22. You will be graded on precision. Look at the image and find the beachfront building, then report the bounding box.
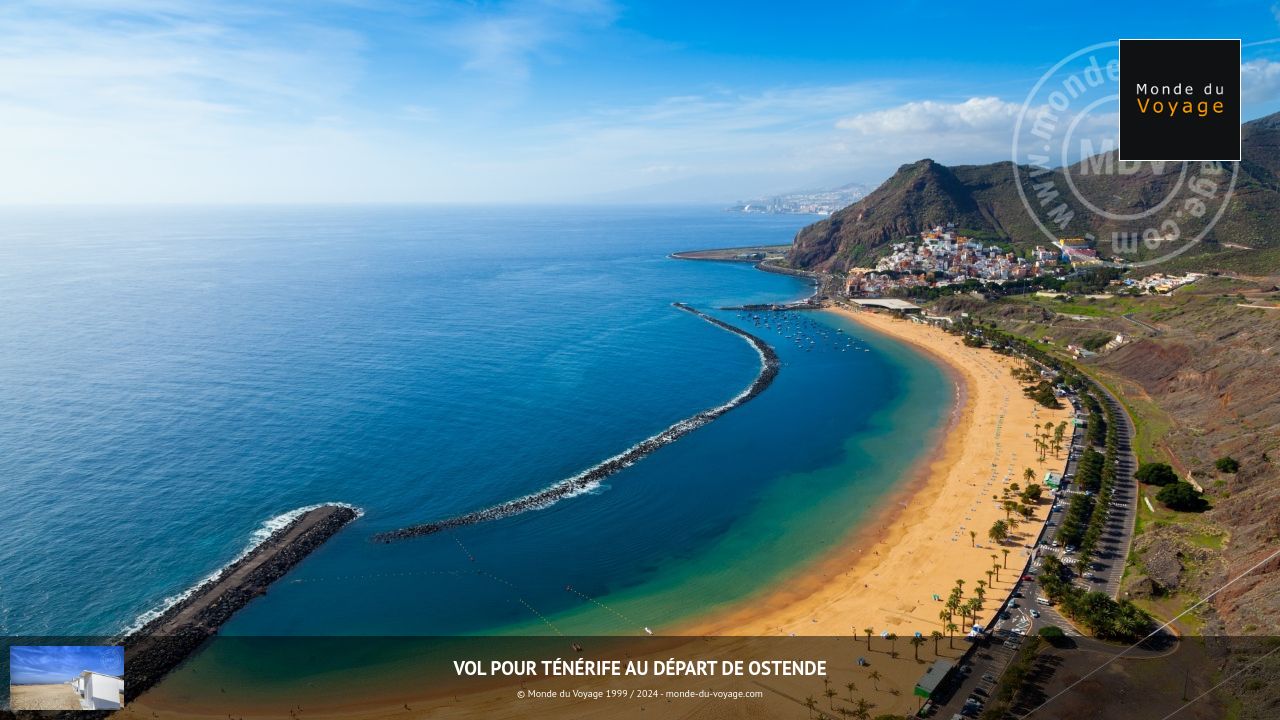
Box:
[913,659,955,700]
[72,670,123,710]
[851,298,923,314]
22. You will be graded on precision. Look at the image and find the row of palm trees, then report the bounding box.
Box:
[1033,419,1069,462]
[804,683,876,720]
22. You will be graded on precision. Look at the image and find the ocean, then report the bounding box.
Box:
[0,205,948,643]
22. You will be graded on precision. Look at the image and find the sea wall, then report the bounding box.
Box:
[120,505,358,702]
[372,304,780,542]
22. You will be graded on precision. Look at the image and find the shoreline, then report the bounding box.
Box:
[678,304,1071,637]
[119,304,1073,720]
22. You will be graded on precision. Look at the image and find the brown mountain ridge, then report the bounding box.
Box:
[789,112,1280,275]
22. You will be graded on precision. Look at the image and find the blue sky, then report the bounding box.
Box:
[3,1,1280,203]
[9,646,124,684]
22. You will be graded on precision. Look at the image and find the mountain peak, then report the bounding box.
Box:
[788,117,1280,274]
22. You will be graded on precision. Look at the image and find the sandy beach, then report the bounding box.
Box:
[683,305,1072,637]
[10,683,82,710]
[118,305,1074,720]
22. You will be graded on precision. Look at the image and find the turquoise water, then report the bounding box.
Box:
[0,206,948,639]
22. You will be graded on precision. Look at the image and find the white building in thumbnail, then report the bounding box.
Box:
[72,670,124,710]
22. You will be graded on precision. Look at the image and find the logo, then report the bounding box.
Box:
[1011,41,1238,268]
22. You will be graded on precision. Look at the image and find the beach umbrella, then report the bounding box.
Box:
[881,631,889,638]
[914,631,922,638]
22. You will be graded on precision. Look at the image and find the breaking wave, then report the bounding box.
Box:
[117,502,363,638]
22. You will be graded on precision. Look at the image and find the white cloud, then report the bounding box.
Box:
[836,96,1020,135]
[437,0,618,83]
[1242,59,1280,104]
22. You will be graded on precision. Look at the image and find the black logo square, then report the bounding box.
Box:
[1119,39,1240,161]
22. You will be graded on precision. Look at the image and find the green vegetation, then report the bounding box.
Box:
[1057,493,1094,547]
[1156,481,1208,512]
[1135,462,1179,486]
[1076,448,1105,492]
[1038,556,1154,641]
[1037,625,1069,647]
[988,519,1010,544]
[1020,483,1043,504]
[1023,380,1061,409]
[1215,456,1240,473]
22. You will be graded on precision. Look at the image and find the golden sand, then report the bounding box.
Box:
[683,306,1071,637]
[119,307,1073,720]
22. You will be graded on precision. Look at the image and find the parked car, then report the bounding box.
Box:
[1031,609,1041,618]
[982,674,997,683]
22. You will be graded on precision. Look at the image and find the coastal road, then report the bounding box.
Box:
[1039,383,1136,600]
[1090,384,1139,600]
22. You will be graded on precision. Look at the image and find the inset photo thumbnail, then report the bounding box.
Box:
[9,645,125,711]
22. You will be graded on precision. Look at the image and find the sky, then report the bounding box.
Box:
[4,0,1280,204]
[9,645,125,684]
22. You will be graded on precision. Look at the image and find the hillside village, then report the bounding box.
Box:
[843,225,1204,297]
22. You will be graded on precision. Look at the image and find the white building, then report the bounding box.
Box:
[72,670,124,710]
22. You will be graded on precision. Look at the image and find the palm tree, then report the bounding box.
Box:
[986,569,995,587]
[824,687,837,710]
[969,530,976,547]
[909,635,926,661]
[938,609,950,629]
[886,632,898,657]
[854,698,874,720]
[931,630,944,655]
[867,669,881,690]
[863,626,874,649]
[845,681,856,702]
[1002,548,1011,568]
[1024,467,1036,484]
[993,561,1002,583]
[804,696,817,719]
[945,622,958,648]
[988,520,1008,544]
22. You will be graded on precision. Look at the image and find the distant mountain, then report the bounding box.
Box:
[730,182,869,215]
[789,112,1280,274]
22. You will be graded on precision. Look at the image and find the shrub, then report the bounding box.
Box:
[1135,462,1179,486]
[1037,625,1069,647]
[1215,456,1240,473]
[1156,481,1208,512]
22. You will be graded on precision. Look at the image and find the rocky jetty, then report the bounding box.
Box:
[119,505,358,702]
[372,304,779,542]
